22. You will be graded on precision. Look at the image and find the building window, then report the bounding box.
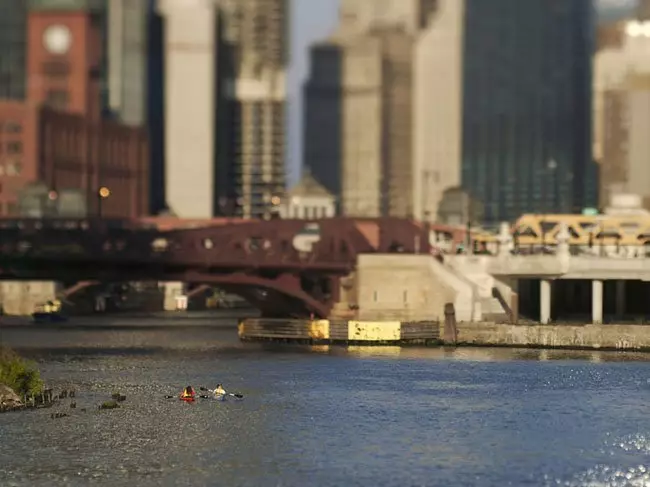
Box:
[2,122,21,133]
[7,142,22,154]
[45,89,69,109]
[41,61,70,78]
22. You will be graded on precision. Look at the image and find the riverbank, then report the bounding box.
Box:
[0,345,46,411]
[239,318,650,352]
[454,322,650,352]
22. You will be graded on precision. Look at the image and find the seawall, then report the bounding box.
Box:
[239,318,650,352]
[455,322,650,352]
[238,319,440,346]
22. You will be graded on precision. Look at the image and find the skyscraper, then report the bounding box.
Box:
[107,0,149,126]
[219,0,288,219]
[594,9,650,208]
[303,0,434,218]
[414,0,597,224]
[107,0,165,214]
[159,0,288,219]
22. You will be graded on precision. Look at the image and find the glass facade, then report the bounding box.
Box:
[0,0,27,100]
[461,0,597,224]
[146,0,166,214]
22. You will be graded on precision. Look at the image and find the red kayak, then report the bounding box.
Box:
[179,386,196,402]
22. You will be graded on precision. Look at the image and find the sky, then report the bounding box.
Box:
[286,0,338,187]
[284,0,640,188]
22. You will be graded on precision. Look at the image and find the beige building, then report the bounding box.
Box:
[279,170,335,219]
[411,0,464,221]
[340,27,414,217]
[157,0,287,219]
[594,16,650,208]
[303,0,438,219]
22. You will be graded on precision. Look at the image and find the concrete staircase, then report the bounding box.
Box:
[480,296,509,322]
[426,257,481,322]
[443,255,511,322]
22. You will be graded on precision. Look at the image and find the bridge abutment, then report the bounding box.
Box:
[0,281,62,316]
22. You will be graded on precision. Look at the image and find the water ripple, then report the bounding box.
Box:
[3,318,650,486]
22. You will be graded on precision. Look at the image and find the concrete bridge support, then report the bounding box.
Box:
[162,282,186,311]
[540,279,551,324]
[592,280,603,325]
[539,279,607,325]
[0,281,63,315]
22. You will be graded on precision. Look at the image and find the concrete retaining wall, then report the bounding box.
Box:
[238,318,440,345]
[355,254,473,322]
[454,322,650,351]
[0,281,62,316]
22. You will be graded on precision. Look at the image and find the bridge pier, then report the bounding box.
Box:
[540,279,552,324]
[592,279,603,325]
[162,282,186,311]
[0,281,63,316]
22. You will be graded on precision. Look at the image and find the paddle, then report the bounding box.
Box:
[164,394,210,399]
[199,386,244,399]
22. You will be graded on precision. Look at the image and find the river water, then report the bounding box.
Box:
[2,314,650,487]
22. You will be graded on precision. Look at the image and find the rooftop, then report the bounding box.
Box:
[285,170,334,199]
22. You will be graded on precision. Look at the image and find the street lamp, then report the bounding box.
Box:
[97,186,111,218]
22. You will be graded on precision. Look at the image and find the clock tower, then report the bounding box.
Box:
[26,0,104,120]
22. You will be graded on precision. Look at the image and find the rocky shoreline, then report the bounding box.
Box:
[0,384,24,412]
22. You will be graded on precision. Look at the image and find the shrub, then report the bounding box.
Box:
[0,346,43,396]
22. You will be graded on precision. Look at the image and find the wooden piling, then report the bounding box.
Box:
[443,302,458,344]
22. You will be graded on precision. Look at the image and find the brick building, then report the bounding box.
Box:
[0,101,148,217]
[0,0,149,218]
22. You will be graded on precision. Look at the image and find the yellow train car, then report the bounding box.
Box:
[471,213,650,247]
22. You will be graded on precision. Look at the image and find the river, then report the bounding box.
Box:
[1,313,650,486]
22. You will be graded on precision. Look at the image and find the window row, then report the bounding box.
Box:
[0,121,21,133]
[0,141,22,154]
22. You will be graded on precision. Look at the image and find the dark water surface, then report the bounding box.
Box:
[2,314,650,486]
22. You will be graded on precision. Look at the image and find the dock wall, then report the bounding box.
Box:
[454,322,650,351]
[238,318,440,345]
[240,318,650,352]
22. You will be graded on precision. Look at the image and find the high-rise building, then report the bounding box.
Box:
[27,0,105,119]
[158,0,287,219]
[219,0,288,219]
[0,0,150,218]
[107,0,165,214]
[594,13,650,208]
[107,0,149,126]
[0,0,28,100]
[157,0,219,218]
[414,0,596,224]
[303,0,433,218]
[340,27,414,217]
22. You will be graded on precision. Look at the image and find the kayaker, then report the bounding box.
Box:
[214,384,226,396]
[180,386,195,399]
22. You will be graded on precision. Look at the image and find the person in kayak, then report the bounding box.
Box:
[214,384,226,396]
[180,386,195,399]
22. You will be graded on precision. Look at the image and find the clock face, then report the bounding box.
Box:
[42,25,72,55]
